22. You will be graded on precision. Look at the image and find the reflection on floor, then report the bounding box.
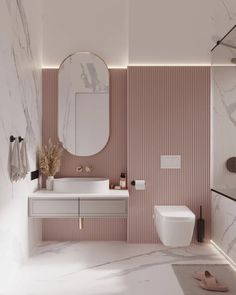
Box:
[5,242,228,295]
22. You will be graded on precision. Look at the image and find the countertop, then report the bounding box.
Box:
[29,189,129,200]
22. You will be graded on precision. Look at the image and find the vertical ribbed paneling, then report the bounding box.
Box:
[42,69,58,144]
[127,66,211,243]
[42,69,127,183]
[43,218,127,241]
[42,69,127,241]
[43,67,211,243]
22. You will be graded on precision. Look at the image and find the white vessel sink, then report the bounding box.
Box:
[53,177,110,194]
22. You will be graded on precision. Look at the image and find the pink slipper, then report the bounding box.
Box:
[193,270,208,281]
[199,271,229,292]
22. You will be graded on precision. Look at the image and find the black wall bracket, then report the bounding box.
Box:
[31,170,39,180]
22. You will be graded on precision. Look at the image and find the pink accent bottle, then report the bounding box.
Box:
[120,173,127,189]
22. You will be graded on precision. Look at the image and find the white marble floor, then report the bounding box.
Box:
[4,242,228,295]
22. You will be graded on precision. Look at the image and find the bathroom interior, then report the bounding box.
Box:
[1,0,236,294]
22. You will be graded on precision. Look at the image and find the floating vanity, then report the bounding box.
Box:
[29,178,129,218]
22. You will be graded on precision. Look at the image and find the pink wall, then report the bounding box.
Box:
[43,218,127,241]
[42,69,127,183]
[127,66,211,243]
[42,69,127,241]
[42,66,210,243]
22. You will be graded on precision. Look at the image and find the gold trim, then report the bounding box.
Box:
[59,51,109,72]
[58,51,111,157]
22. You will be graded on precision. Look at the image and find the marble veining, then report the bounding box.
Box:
[212,192,236,261]
[0,0,42,290]
[220,0,236,21]
[212,66,236,189]
[211,0,236,45]
[3,241,226,295]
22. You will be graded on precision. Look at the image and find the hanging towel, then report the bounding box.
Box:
[10,138,22,181]
[20,140,30,178]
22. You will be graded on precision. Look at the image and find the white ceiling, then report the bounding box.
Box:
[42,0,236,67]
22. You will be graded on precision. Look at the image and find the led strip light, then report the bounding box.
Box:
[211,240,236,271]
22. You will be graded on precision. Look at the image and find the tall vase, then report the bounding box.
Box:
[46,176,54,190]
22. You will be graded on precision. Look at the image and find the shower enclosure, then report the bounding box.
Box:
[211,24,236,192]
[211,24,236,264]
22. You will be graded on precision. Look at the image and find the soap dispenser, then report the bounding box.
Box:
[120,173,127,189]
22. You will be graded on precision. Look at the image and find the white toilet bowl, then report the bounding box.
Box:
[154,206,195,247]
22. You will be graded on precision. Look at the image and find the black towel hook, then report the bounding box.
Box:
[10,135,15,142]
[10,135,24,142]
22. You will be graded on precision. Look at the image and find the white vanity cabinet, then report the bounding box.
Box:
[29,198,79,218]
[80,199,127,217]
[28,190,129,218]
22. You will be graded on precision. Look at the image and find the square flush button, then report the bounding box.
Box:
[160,155,181,169]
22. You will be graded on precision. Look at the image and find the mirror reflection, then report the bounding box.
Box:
[58,52,109,156]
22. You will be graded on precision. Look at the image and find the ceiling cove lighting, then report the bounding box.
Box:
[128,63,211,66]
[41,65,60,69]
[42,65,128,69]
[42,64,212,69]
[211,64,236,66]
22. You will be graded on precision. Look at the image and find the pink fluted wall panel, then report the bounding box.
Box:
[42,69,127,241]
[43,67,210,243]
[127,66,211,243]
[43,218,127,241]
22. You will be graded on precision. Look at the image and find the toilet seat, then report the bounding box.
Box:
[154,206,195,222]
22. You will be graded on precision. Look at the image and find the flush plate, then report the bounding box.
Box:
[160,155,181,169]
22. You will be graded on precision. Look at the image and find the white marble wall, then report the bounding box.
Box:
[0,0,42,290]
[212,66,236,189]
[211,0,236,45]
[212,192,236,262]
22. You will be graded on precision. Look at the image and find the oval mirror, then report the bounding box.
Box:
[58,52,109,156]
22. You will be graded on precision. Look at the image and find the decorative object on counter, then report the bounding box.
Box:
[39,139,63,190]
[46,176,54,190]
[110,184,120,189]
[9,135,30,182]
[226,157,236,173]
[197,205,205,243]
[120,173,127,189]
[114,185,121,190]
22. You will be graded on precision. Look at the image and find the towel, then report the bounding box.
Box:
[10,138,23,181]
[20,140,30,178]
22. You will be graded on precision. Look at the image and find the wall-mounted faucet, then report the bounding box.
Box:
[85,165,92,173]
[76,165,83,173]
[76,165,93,173]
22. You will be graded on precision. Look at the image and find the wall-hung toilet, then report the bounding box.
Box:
[154,206,195,247]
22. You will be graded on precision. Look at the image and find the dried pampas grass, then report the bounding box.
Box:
[39,139,63,177]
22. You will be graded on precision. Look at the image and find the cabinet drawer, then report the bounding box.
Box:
[80,199,127,217]
[29,199,78,217]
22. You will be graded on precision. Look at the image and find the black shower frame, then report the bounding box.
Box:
[211,24,236,52]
